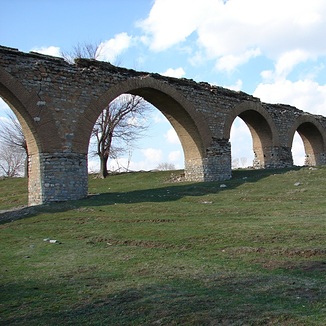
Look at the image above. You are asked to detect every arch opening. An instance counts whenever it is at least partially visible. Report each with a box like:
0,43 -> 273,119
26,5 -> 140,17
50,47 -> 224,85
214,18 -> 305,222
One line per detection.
230,117 -> 254,169
292,131 -> 305,166
228,109 -> 274,169
87,94 -> 185,175
0,97 -> 28,178
294,122 -> 325,166
81,81 -> 209,182
128,87 -> 205,164
0,73 -> 45,206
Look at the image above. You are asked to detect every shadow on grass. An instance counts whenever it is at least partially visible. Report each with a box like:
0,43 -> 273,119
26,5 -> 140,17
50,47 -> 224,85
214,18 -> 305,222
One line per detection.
0,167 -> 301,224
1,271 -> 322,325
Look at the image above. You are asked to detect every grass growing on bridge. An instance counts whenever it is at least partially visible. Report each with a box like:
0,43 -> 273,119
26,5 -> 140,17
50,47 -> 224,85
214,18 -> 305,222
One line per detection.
1,167 -> 326,325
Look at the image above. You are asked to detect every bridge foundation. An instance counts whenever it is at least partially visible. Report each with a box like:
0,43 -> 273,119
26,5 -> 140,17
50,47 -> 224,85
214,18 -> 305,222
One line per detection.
28,152 -> 88,206
203,138 -> 232,181
305,152 -> 326,166
253,146 -> 293,169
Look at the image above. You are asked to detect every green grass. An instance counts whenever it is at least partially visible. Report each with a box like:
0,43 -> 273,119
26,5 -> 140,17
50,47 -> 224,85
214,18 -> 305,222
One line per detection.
1,167 -> 326,325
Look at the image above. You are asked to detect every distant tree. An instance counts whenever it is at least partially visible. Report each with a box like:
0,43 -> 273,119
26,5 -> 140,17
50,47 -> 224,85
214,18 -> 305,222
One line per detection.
0,113 -> 28,176
232,158 -> 239,169
240,157 -> 248,167
91,94 -> 150,178
156,162 -> 176,171
0,144 -> 25,177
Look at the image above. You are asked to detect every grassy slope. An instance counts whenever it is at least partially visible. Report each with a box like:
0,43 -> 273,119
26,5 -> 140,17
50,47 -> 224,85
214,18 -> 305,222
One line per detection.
0,168 -> 326,325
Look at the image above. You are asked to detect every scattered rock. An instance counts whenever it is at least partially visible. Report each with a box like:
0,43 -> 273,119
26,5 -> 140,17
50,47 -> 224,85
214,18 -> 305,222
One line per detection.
294,182 -> 301,186
43,238 -> 60,244
220,184 -> 227,188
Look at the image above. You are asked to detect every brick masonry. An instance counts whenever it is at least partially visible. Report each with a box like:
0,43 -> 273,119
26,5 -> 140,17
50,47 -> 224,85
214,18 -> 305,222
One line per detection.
1,45 -> 326,205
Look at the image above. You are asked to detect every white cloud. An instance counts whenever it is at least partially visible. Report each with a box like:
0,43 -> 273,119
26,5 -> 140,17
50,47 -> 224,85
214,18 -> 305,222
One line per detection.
141,148 -> 163,163
140,0 -> 326,71
216,48 -> 261,72
223,79 -> 243,92
254,79 -> 326,115
161,67 -> 185,78
31,46 -> 61,57
97,32 -> 132,63
164,128 -> 180,144
262,49 -> 312,81
138,0 -> 207,51
274,50 -> 311,79
168,150 -> 182,162
151,112 -> 166,123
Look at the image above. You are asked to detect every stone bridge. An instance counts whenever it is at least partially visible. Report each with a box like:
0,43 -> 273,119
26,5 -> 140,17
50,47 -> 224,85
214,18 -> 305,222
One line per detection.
1,45 -> 326,206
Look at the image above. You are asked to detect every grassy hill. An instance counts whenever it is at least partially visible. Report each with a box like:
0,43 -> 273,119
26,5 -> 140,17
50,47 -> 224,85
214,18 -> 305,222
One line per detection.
1,168 -> 326,325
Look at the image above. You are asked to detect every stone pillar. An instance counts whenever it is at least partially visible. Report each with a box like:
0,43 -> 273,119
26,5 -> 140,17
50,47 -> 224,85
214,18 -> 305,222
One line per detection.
28,152 -> 88,205
28,152 -> 42,206
184,158 -> 205,182
184,139 -> 232,182
305,152 -> 326,166
203,138 -> 232,181
253,146 -> 293,169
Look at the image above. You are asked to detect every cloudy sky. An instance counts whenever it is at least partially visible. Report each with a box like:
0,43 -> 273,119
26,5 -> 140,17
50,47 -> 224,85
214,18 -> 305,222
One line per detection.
1,0 -> 326,170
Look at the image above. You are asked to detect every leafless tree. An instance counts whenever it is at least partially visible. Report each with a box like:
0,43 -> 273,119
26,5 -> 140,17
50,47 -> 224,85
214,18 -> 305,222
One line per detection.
61,42 -> 103,63
92,94 -> 150,178
0,113 -> 28,176
156,163 -> 176,171
240,157 -> 248,167
0,144 -> 25,177
232,158 -> 240,169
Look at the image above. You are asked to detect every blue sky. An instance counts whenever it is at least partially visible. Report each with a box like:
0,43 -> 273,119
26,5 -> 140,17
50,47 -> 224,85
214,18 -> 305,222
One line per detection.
1,0 -> 326,171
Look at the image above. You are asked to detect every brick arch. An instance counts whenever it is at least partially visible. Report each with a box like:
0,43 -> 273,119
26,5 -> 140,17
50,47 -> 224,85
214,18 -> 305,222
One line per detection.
288,115 -> 326,166
0,67 -> 50,205
76,76 -> 212,178
0,67 -> 41,155
223,101 -> 279,168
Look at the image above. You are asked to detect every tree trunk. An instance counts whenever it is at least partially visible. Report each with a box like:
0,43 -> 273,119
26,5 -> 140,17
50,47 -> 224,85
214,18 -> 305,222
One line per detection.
99,155 -> 109,178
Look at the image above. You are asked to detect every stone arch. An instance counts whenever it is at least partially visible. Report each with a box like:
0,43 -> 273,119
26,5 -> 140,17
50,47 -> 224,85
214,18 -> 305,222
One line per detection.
76,76 -> 212,180
0,67 -> 46,205
0,67 -> 41,155
223,101 -> 279,168
288,115 -> 326,166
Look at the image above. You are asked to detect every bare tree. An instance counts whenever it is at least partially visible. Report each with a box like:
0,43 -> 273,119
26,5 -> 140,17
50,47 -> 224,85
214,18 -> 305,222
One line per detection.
240,157 -> 248,167
0,144 -> 25,177
156,163 -> 176,171
61,42 -> 103,63
92,94 -> 150,178
0,113 -> 28,176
